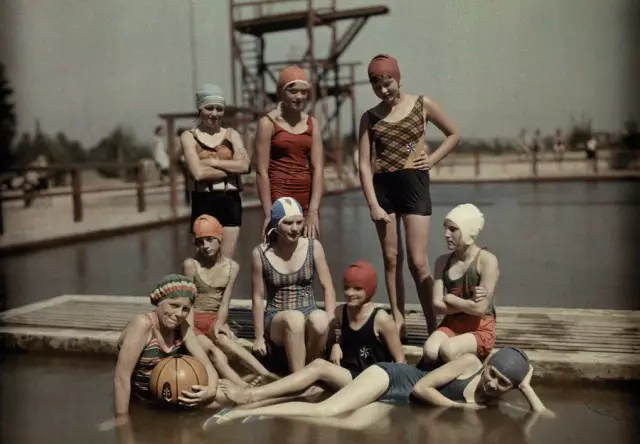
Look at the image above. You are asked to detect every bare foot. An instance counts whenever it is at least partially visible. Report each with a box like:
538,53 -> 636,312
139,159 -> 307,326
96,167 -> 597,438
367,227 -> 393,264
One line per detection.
220,381 -> 253,405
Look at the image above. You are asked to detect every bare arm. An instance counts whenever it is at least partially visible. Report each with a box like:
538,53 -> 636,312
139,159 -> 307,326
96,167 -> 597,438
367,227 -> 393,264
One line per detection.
432,255 -> 461,315
180,131 -> 228,181
182,258 -> 199,328
443,252 -> 499,317
412,354 -> 482,408
113,315 -> 151,416
375,309 -> 406,363
328,304 -> 343,350
423,98 -> 461,166
216,260 -> 239,327
357,112 -> 382,211
312,239 -> 336,317
251,247 -> 266,340
308,117 -> 324,213
519,366 -> 547,413
208,129 -> 251,174
254,116 -> 274,218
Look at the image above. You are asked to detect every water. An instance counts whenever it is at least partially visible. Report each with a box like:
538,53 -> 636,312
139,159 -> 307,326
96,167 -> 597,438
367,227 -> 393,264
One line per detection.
1,181 -> 639,311
1,353 -> 638,444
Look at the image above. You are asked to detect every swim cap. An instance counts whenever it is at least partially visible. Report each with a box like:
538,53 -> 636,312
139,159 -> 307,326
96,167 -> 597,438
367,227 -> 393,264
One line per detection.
343,260 -> 378,301
196,83 -> 225,109
277,66 -> 309,91
149,274 -> 197,306
367,54 -> 401,83
270,196 -> 304,230
445,203 -> 485,246
192,215 -> 224,240
487,347 -> 530,386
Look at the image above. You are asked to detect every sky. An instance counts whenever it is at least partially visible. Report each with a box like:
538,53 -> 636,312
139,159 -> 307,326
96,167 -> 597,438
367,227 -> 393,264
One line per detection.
1,0 -> 638,149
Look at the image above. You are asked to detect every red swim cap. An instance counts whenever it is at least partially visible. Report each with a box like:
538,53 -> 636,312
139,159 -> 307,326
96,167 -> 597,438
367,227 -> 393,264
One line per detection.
343,260 -> 378,300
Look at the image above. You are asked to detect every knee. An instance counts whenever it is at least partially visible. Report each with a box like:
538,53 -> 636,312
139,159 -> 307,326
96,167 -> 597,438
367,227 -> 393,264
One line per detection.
438,339 -> 459,363
306,311 -> 329,336
423,338 -> 441,362
280,312 -> 306,335
407,254 -> 430,277
382,248 -> 399,269
309,358 -> 330,372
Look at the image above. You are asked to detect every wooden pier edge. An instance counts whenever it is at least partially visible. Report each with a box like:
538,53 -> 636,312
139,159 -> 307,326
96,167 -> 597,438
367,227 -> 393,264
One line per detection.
1,295 -> 639,383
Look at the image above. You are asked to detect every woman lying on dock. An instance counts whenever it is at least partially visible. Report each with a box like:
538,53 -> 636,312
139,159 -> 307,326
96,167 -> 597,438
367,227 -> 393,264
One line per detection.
184,215 -> 278,386
113,274 -> 225,419
220,260 -> 406,405
423,203 -> 498,367
207,347 -> 549,425
251,196 -> 336,376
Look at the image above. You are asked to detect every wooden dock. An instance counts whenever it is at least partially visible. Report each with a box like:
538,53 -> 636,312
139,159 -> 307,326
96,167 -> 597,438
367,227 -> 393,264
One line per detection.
1,295 -> 639,382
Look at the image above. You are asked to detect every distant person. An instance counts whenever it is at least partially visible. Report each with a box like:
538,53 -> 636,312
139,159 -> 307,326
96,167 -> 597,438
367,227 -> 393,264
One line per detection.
422,204 -> 498,366
254,66 -> 324,241
356,54 -> 461,340
180,83 -> 251,258
152,125 -> 170,182
22,155 -> 49,207
208,347 -> 549,424
175,127 -> 191,205
553,128 -> 566,162
220,260 -> 405,406
183,215 -> 278,387
251,197 -> 336,376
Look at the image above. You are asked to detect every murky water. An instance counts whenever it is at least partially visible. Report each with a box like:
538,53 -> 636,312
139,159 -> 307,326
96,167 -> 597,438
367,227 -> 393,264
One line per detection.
1,353 -> 638,444
1,181 -> 639,311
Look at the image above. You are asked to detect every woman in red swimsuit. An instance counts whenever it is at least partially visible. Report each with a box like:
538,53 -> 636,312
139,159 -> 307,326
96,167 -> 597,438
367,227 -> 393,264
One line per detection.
254,66 -> 324,241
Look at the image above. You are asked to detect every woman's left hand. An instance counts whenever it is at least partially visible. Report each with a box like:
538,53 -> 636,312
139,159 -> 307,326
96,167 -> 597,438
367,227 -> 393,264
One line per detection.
303,210 -> 320,239
179,385 -> 216,407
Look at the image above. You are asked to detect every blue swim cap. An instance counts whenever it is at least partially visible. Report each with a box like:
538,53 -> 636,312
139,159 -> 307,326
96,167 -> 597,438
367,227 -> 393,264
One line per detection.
270,197 -> 303,229
487,347 -> 530,386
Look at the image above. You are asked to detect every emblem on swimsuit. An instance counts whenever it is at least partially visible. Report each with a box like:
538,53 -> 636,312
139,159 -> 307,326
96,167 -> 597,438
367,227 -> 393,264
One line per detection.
406,141 -> 416,153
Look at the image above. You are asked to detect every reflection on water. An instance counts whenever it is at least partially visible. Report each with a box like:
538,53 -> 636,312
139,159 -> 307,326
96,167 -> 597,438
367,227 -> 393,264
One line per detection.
1,353 -> 637,444
1,181 -> 638,311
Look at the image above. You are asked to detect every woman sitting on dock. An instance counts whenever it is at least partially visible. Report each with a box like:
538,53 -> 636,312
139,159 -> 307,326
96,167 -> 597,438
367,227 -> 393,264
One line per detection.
183,215 -> 278,387
254,65 -> 324,240
113,274 -> 222,417
251,196 -> 336,376
208,347 -> 549,424
220,260 -> 405,405
180,83 -> 251,258
423,203 -> 498,366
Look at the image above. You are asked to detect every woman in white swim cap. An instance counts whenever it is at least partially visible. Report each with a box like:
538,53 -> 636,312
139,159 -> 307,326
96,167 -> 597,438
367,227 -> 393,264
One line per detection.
422,203 -> 500,367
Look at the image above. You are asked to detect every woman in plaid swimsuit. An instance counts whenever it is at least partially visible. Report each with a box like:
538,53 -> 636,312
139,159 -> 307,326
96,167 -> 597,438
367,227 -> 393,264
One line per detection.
357,54 -> 461,340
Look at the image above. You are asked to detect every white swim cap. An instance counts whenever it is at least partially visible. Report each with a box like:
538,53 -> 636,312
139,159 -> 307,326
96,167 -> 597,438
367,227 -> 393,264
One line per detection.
445,203 -> 485,246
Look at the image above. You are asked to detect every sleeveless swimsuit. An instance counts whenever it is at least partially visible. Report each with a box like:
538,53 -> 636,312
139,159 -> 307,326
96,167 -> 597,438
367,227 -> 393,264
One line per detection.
368,96 -> 431,216
266,115 -> 314,214
192,259 -> 233,337
338,305 -> 394,378
375,362 -> 483,405
189,128 -> 244,228
125,313 -> 186,401
436,248 -> 497,357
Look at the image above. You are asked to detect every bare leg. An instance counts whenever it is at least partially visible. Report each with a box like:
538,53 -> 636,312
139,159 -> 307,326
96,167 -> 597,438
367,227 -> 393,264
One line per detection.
374,214 -> 404,332
288,403 -> 394,431
402,214 -> 436,334
197,335 -> 248,387
439,334 -> 479,362
210,365 -> 390,423
395,220 -> 407,339
304,310 -> 330,364
422,331 -> 450,364
222,358 -> 353,405
221,227 -> 240,259
270,310 -> 306,373
214,334 -> 276,378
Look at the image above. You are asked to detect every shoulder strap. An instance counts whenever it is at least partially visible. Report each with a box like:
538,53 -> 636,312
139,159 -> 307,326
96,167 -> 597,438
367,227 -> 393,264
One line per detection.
443,253 -> 456,276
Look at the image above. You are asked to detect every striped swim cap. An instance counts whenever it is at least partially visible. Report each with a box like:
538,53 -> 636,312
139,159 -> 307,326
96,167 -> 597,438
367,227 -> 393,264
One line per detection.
196,83 -> 225,109
149,274 -> 198,306
270,197 -> 304,229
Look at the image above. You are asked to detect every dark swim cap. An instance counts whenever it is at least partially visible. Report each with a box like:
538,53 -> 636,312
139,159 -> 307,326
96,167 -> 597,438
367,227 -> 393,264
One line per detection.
487,347 -> 530,386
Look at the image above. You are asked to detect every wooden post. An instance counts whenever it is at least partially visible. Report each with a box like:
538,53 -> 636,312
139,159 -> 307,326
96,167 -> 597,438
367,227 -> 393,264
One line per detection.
71,167 -> 83,222
531,148 -> 538,178
166,117 -> 177,217
136,161 -> 146,213
0,195 -> 4,236
474,151 -> 481,177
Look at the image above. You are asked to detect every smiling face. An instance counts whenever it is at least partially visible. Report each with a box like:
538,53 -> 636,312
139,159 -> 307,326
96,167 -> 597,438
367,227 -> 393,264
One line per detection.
155,296 -> 193,329
343,285 -> 368,307
198,103 -> 225,128
369,75 -> 400,105
281,82 -> 310,112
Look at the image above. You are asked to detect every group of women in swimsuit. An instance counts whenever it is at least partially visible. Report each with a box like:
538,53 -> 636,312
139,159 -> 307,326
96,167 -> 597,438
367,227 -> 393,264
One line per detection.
112,54 -> 552,427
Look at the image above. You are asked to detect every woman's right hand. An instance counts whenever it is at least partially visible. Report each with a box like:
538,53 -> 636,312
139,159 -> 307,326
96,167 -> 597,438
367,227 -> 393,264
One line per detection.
253,336 -> 267,357
370,205 -> 391,223
329,344 -> 343,365
260,217 -> 270,244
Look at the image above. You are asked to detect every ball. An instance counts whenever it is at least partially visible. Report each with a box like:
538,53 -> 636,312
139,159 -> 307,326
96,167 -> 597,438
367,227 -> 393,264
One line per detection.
149,355 -> 209,405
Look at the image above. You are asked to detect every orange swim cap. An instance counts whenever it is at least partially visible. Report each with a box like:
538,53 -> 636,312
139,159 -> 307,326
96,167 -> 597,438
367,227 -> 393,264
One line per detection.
343,260 -> 378,301
277,65 -> 309,91
367,54 -> 401,83
192,215 -> 223,240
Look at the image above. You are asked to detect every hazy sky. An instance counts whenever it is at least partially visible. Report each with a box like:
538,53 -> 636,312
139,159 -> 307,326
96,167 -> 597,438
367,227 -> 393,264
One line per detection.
1,0 -> 638,148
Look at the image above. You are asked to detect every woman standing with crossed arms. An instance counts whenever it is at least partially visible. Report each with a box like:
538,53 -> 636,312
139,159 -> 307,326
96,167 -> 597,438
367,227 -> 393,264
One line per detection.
358,54 -> 461,338
254,66 -> 324,240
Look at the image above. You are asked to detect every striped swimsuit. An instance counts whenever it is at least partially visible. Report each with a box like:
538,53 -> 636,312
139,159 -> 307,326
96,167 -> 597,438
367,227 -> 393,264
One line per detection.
129,313 -> 186,400
259,238 -> 317,332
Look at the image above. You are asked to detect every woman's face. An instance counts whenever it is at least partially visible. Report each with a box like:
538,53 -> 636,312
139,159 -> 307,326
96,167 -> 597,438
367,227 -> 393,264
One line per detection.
369,75 -> 400,104
195,236 -> 221,259
443,219 -> 463,250
277,215 -> 304,242
281,82 -> 309,112
199,103 -> 225,128
156,297 -> 193,329
480,364 -> 514,398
